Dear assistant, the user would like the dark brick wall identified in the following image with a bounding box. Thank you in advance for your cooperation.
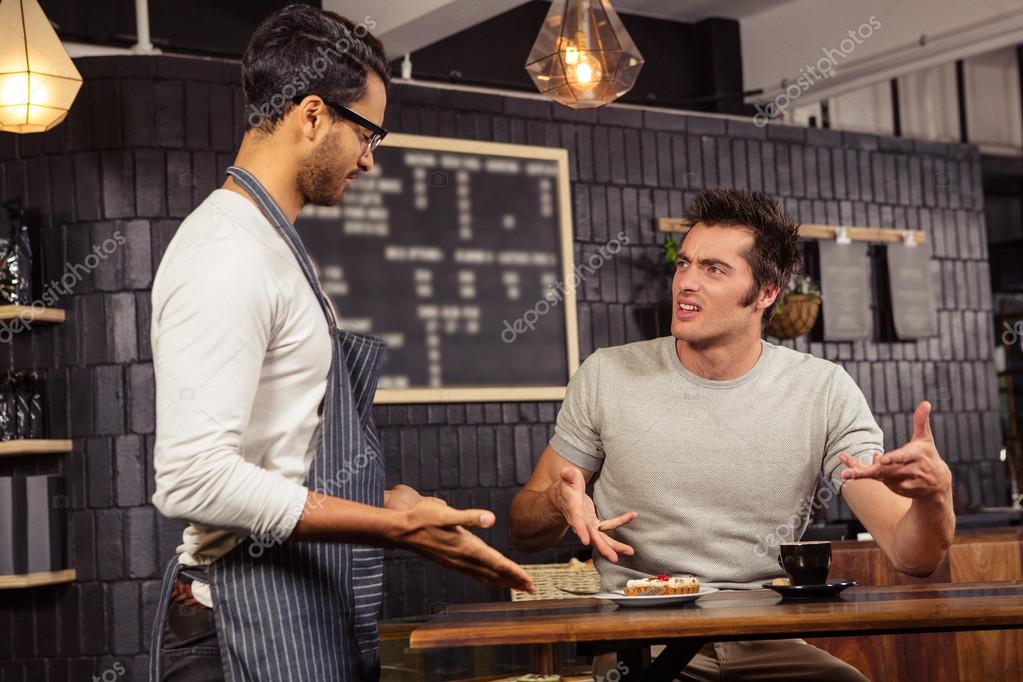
[0,54,243,682]
[0,54,1005,678]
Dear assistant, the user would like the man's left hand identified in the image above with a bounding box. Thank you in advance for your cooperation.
[839,401,952,500]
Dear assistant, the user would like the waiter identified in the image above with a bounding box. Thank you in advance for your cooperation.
[148,5,533,681]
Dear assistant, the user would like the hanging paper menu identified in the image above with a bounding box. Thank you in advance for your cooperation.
[818,241,872,341]
[885,243,938,339]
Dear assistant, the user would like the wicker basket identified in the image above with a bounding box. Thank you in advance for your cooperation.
[510,559,601,602]
[766,293,820,340]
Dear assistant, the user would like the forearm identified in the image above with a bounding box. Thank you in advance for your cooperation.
[890,489,956,576]
[291,491,406,546]
[509,486,568,552]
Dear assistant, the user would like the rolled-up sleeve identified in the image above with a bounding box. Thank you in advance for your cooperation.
[823,365,884,493]
[549,350,604,472]
[151,238,308,543]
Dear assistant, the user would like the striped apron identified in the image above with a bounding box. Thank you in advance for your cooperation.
[149,166,386,681]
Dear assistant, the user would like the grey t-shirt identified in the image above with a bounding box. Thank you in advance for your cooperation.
[549,337,882,591]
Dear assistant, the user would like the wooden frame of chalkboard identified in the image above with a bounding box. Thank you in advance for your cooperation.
[298,130,581,402]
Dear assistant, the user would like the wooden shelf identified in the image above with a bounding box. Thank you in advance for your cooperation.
[0,304,66,324]
[657,218,928,245]
[0,568,75,589]
[0,439,73,458]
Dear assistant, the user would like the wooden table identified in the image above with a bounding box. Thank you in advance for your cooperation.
[409,581,1023,681]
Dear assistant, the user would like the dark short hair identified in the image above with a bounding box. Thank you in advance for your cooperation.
[682,187,801,322]
[242,4,390,132]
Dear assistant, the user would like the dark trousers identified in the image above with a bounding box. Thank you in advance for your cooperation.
[157,571,225,682]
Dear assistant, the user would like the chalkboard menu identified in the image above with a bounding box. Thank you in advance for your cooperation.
[296,133,578,403]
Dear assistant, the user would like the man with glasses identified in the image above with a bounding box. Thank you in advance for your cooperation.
[149,5,532,681]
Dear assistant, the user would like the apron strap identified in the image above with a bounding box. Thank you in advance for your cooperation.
[225,166,338,331]
[148,556,187,681]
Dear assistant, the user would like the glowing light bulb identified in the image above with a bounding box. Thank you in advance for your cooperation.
[568,53,602,93]
[576,61,593,84]
[1,73,30,105]
[561,31,602,93]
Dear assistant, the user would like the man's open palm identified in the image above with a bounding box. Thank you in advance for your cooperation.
[840,401,952,500]
[552,466,638,562]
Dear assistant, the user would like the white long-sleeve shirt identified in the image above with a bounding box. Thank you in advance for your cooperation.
[151,189,332,594]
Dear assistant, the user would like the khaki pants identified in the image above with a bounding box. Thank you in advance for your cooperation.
[593,639,869,681]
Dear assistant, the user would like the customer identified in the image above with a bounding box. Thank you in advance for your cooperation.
[509,187,954,680]
[149,5,532,681]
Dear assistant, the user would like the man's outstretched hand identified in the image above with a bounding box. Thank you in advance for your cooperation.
[548,466,638,563]
[839,401,952,500]
[391,497,535,594]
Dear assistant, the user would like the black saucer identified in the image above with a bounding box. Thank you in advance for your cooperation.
[762,579,857,600]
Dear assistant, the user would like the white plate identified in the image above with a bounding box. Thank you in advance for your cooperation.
[594,586,719,607]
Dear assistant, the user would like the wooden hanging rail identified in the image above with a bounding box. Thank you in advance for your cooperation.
[0,305,66,324]
[0,568,76,589]
[0,439,74,458]
[657,218,927,245]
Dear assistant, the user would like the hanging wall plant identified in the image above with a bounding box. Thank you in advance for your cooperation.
[767,274,822,340]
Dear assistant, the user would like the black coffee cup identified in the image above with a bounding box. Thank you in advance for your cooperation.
[777,541,831,585]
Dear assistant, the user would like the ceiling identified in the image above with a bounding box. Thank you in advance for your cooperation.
[324,0,801,57]
[610,0,798,22]
[324,0,1023,105]
[323,0,530,56]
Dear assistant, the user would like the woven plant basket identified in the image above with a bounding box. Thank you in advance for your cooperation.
[766,293,821,340]
[510,559,601,602]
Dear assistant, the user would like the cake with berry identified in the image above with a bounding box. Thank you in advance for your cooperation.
[623,574,700,596]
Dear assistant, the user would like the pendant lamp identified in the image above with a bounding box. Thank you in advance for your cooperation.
[0,0,83,133]
[525,0,644,110]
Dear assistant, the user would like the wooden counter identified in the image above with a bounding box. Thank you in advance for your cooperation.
[808,528,1023,681]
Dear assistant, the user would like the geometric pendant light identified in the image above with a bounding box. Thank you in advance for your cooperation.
[0,0,83,133]
[525,0,644,110]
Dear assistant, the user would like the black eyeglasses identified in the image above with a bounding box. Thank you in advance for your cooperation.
[292,95,387,151]
[315,97,387,152]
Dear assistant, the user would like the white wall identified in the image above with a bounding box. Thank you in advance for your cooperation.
[965,47,1023,153]
[787,48,1023,154]
[741,0,1023,96]
[789,101,820,128]
[827,81,894,136]
[898,62,960,143]
[790,82,893,136]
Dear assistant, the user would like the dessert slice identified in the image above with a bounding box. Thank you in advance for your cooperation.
[623,574,700,596]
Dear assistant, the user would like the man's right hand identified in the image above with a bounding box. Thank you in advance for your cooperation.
[547,466,637,562]
[393,500,535,594]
